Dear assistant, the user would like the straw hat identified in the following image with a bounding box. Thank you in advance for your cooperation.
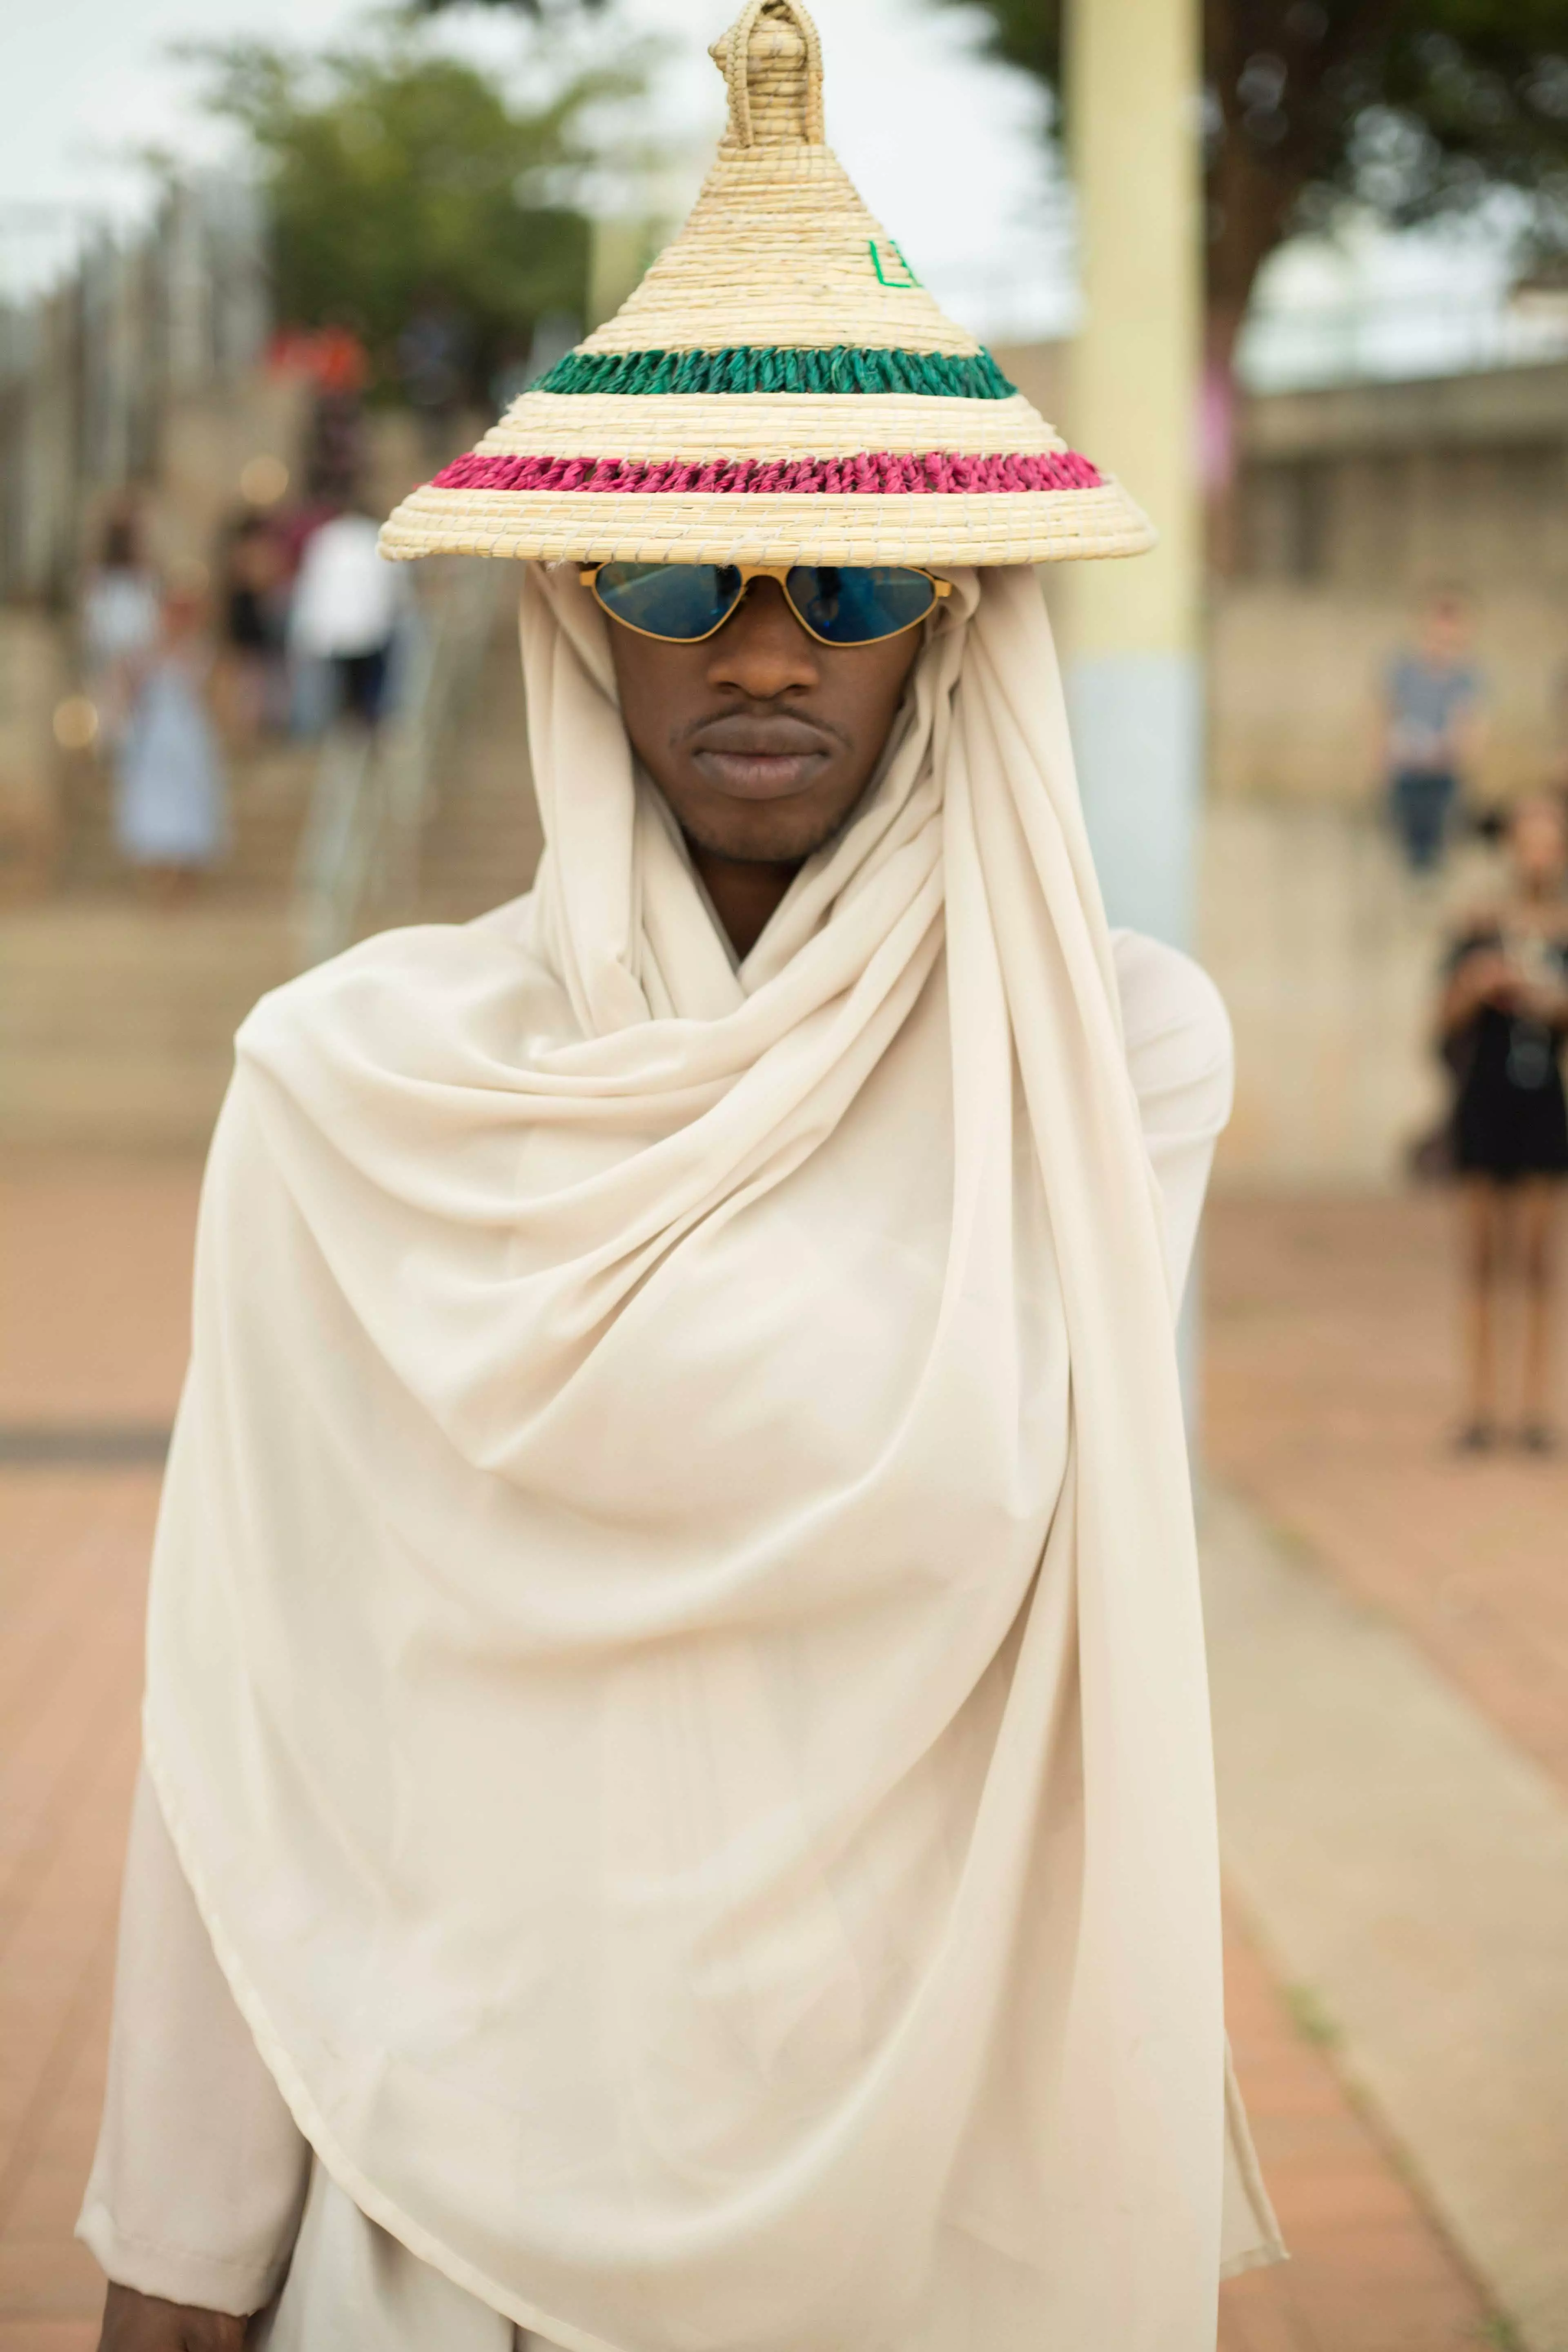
[379,0,1152,569]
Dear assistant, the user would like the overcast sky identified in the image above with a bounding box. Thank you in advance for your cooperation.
[0,0,1075,341]
[0,0,1527,377]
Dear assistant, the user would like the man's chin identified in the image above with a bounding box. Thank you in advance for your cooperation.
[664,788,870,870]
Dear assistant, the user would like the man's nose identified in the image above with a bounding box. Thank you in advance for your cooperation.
[706,578,820,699]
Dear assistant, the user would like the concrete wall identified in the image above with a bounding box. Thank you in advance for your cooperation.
[1227,360,1568,807]
[1209,587,1567,809]
[1197,797,1488,1188]
[1000,343,1568,808]
[1207,363,1568,1182]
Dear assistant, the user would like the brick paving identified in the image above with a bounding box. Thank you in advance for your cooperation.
[0,1156,198,1429]
[0,1161,1514,2348]
[0,1157,194,2352]
[1218,1913,1493,2351]
[0,1472,153,2352]
[1206,1189,1568,1800]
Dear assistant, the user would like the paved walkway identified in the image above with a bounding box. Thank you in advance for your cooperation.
[1206,1190,1568,2352]
[1207,1190,1568,1796]
[0,1473,152,2352]
[1206,1480,1568,2352]
[0,1164,1519,2349]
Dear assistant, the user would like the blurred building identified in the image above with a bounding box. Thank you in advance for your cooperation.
[1000,336,1568,1188]
[1212,361,1568,1188]
[1226,363,1568,804]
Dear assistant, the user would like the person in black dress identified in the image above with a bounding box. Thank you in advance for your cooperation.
[218,511,289,744]
[1441,793,1568,1449]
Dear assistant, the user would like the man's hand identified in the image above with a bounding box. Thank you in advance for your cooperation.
[97,2283,250,2350]
[1467,951,1522,1011]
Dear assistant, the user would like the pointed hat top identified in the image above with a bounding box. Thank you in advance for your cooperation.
[381,0,1152,568]
[708,0,825,149]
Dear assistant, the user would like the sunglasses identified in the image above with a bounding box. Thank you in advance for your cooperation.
[579,561,951,648]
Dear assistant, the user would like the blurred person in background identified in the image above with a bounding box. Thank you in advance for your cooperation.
[81,498,161,748]
[113,583,229,902]
[1551,653,1568,795]
[281,324,372,511]
[1381,588,1484,875]
[1441,792,1568,1450]
[398,290,474,468]
[216,511,291,744]
[288,491,410,730]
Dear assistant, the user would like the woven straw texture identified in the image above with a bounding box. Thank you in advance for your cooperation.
[471,392,1061,461]
[379,0,1153,568]
[379,485,1149,566]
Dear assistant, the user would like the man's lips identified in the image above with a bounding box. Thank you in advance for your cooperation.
[687,717,837,802]
[692,747,827,800]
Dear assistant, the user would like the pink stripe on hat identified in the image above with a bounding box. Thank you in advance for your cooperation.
[431,449,1105,497]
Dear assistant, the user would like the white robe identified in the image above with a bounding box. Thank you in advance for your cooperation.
[81,567,1283,2348]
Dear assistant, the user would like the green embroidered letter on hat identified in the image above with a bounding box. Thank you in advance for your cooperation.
[869,241,920,289]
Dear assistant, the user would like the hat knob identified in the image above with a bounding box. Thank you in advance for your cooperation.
[710,0,825,151]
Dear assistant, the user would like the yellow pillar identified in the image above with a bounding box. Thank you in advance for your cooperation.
[1065,0,1204,947]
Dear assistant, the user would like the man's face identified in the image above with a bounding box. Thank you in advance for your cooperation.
[1420,597,1469,666]
[605,577,924,866]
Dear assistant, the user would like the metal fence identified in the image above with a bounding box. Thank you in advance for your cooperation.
[0,177,268,606]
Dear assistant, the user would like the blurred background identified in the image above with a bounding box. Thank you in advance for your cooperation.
[2,0,1568,2347]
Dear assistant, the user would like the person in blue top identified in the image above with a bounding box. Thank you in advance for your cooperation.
[1382,589,1483,875]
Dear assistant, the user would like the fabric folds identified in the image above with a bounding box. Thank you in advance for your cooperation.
[144,564,1237,2352]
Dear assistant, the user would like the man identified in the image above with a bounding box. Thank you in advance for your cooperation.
[1382,587,1484,875]
[289,494,410,731]
[84,5,1280,2347]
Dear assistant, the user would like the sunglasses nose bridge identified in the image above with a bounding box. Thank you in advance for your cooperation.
[719,570,804,639]
[586,563,938,644]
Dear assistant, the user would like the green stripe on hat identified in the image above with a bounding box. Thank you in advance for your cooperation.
[537,346,1018,400]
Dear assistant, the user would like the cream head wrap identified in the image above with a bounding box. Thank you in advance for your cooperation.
[142,563,1248,2352]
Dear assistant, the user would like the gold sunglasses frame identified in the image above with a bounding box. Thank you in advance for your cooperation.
[578,561,951,648]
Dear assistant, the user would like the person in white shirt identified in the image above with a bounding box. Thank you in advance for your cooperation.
[288,503,410,728]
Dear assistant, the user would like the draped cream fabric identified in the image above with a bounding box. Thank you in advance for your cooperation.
[144,564,1230,2352]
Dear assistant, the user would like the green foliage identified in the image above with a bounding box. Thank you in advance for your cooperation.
[183,27,641,393]
[938,0,1568,314]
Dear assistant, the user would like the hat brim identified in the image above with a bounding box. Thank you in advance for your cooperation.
[378,478,1155,568]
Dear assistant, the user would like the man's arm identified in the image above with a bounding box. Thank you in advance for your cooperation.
[98,2283,246,2351]
[1112,929,1234,1309]
[79,1770,312,2340]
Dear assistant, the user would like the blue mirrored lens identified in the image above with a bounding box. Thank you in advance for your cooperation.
[787,566,935,644]
[593,563,741,640]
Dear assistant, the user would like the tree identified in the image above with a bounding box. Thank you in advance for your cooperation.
[943,0,1568,383]
[183,27,641,398]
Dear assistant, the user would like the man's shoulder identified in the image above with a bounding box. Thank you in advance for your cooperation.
[1111,930,1230,1057]
[236,891,567,1075]
[1110,931,1234,1134]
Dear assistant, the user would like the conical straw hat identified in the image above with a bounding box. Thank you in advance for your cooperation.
[379,0,1153,569]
